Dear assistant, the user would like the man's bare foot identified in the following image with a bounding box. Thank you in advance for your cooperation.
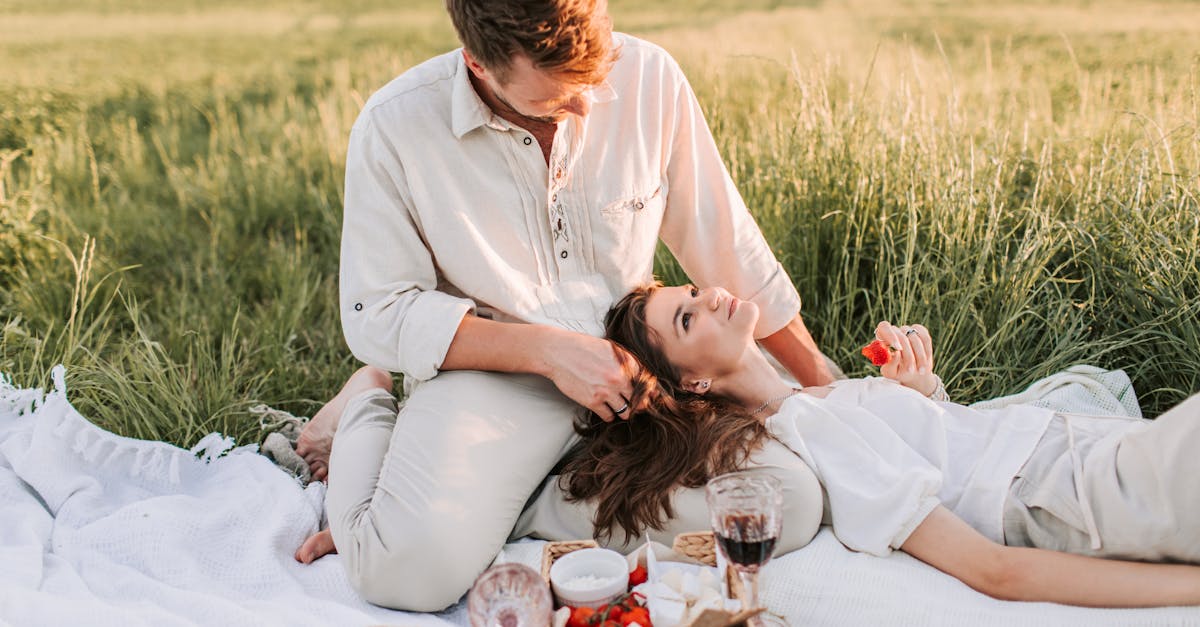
[295,528,337,564]
[296,366,393,482]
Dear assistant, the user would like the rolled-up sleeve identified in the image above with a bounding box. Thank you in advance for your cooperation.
[767,396,943,556]
[339,113,475,380]
[656,58,801,339]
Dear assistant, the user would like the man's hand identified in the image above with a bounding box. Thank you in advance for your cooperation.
[441,315,644,420]
[537,328,642,421]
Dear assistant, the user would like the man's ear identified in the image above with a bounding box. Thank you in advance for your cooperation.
[462,50,488,79]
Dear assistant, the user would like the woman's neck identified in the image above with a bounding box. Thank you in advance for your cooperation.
[710,347,798,418]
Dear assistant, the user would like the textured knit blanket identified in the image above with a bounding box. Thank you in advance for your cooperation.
[1,366,1197,626]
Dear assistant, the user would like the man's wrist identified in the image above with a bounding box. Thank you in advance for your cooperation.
[524,324,567,379]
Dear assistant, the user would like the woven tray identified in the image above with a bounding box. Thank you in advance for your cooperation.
[540,539,599,582]
[671,531,721,566]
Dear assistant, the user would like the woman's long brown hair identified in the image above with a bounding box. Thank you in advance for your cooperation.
[559,283,771,544]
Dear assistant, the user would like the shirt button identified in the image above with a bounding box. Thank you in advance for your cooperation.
[354,303,363,311]
[523,137,532,145]
[552,193,557,202]
[635,201,645,210]
[554,168,563,180]
[560,250,568,259]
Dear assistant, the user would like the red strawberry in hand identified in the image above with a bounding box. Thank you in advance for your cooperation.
[861,339,894,366]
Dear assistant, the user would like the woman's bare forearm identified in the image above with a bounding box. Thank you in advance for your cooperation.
[903,506,1200,608]
[999,545,1200,607]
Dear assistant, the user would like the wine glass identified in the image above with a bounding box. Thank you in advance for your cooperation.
[706,470,786,627]
[466,562,553,627]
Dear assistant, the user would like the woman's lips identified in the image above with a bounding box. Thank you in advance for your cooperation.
[728,297,738,319]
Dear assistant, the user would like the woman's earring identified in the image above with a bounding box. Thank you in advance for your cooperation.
[699,380,711,390]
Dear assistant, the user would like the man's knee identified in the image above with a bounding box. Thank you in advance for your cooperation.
[350,552,479,612]
[338,514,490,612]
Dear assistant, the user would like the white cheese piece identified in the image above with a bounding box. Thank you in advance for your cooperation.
[648,576,686,600]
[697,585,722,607]
[693,587,724,613]
[680,571,703,601]
[648,596,688,627]
[553,606,570,627]
[660,568,683,592]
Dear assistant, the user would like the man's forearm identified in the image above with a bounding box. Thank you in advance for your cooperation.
[759,314,835,387]
[440,315,636,418]
[440,315,557,377]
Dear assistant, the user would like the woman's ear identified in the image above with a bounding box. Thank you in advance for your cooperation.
[683,379,712,395]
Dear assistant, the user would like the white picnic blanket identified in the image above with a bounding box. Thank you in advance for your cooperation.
[1,365,1198,626]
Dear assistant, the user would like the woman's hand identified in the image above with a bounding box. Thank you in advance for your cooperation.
[874,321,939,397]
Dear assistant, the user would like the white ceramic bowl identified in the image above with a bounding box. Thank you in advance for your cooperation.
[548,548,629,608]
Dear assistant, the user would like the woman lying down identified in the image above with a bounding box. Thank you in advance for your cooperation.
[558,282,1200,607]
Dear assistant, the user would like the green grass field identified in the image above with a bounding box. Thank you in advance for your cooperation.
[2,0,1198,446]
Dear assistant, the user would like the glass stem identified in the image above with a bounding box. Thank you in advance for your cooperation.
[740,569,760,610]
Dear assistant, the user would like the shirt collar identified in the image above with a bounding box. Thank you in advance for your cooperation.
[451,50,495,139]
[450,49,621,139]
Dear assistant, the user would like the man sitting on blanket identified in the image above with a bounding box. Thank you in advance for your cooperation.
[291,0,833,612]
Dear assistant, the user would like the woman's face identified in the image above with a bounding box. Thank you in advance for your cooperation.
[643,284,759,383]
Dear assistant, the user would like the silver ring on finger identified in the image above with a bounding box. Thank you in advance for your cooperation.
[613,402,629,415]
[905,329,918,336]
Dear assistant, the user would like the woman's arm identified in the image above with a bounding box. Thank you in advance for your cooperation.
[902,506,1200,607]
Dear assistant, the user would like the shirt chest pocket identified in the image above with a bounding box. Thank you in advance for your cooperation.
[590,179,668,283]
[598,181,665,219]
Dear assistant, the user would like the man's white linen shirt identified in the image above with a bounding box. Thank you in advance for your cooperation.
[339,34,801,381]
[767,378,1055,556]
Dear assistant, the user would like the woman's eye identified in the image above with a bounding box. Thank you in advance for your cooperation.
[682,313,692,331]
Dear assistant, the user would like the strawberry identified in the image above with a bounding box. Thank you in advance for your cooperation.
[567,606,595,627]
[621,606,651,627]
[861,339,893,366]
[628,564,648,587]
[598,603,624,623]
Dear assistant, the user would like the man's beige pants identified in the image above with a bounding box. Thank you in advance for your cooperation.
[1003,394,1200,562]
[325,370,823,612]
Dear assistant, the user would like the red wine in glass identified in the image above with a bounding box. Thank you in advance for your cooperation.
[706,471,785,626]
[716,513,778,572]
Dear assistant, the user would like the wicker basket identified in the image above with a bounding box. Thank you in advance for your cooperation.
[540,539,600,583]
[671,531,721,566]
